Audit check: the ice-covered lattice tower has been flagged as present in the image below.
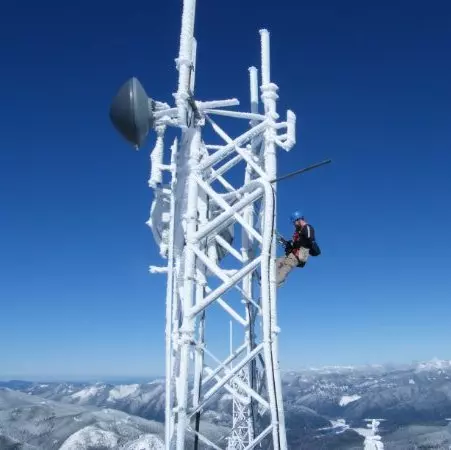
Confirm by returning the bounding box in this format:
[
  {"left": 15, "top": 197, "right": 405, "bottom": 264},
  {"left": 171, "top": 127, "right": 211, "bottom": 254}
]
[{"left": 109, "top": 1, "right": 296, "bottom": 448}]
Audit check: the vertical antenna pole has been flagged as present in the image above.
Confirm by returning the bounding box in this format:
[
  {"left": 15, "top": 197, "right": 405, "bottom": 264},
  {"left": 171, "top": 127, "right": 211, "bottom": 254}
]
[
  {"left": 164, "top": 138, "right": 178, "bottom": 448},
  {"left": 260, "top": 30, "right": 271, "bottom": 87},
  {"left": 259, "top": 28, "right": 288, "bottom": 450},
  {"left": 174, "top": 2, "right": 199, "bottom": 449},
  {"left": 176, "top": 129, "right": 201, "bottom": 450},
  {"left": 247, "top": 65, "right": 259, "bottom": 444},
  {"left": 176, "top": 0, "right": 196, "bottom": 126},
  {"left": 193, "top": 187, "right": 208, "bottom": 450}
]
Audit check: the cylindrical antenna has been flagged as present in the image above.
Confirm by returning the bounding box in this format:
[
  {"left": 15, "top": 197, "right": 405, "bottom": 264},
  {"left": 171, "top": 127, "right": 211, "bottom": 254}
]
[
  {"left": 259, "top": 29, "right": 271, "bottom": 85},
  {"left": 249, "top": 66, "right": 259, "bottom": 115},
  {"left": 190, "top": 37, "right": 197, "bottom": 93}
]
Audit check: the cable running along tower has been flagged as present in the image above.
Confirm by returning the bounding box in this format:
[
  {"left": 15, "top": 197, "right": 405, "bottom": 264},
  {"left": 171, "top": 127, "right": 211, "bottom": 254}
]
[{"left": 109, "top": 1, "right": 297, "bottom": 448}]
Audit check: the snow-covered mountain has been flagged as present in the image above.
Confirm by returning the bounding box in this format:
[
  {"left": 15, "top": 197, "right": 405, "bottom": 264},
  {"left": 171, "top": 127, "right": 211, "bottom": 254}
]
[
  {"left": 0, "top": 387, "right": 233, "bottom": 449},
  {"left": 9, "top": 379, "right": 167, "bottom": 423},
  {"left": 282, "top": 358, "right": 451, "bottom": 428},
  {"left": 0, "top": 380, "right": 363, "bottom": 449},
  {"left": 0, "top": 387, "right": 165, "bottom": 449},
  {"left": 2, "top": 359, "right": 451, "bottom": 449}
]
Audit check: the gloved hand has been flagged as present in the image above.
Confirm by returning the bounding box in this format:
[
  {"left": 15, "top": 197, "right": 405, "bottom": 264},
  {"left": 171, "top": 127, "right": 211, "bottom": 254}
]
[{"left": 284, "top": 240, "right": 293, "bottom": 255}]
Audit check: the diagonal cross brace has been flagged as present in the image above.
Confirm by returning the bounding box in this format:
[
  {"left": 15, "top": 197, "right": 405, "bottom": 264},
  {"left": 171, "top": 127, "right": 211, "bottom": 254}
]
[
  {"left": 188, "top": 256, "right": 262, "bottom": 318},
  {"left": 201, "top": 346, "right": 270, "bottom": 411},
  {"left": 189, "top": 343, "right": 264, "bottom": 418}
]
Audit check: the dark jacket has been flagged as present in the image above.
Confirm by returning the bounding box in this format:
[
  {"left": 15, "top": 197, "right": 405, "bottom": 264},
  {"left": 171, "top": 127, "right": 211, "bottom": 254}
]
[{"left": 292, "top": 223, "right": 315, "bottom": 251}]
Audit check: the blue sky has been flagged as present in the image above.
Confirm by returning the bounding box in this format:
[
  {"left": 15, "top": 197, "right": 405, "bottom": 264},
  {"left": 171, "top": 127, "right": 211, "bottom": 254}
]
[{"left": 1, "top": 0, "right": 450, "bottom": 379}]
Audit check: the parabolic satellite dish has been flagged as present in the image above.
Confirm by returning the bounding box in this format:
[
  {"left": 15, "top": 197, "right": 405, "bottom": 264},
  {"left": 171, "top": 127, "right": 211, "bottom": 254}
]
[{"left": 109, "top": 77, "right": 153, "bottom": 148}]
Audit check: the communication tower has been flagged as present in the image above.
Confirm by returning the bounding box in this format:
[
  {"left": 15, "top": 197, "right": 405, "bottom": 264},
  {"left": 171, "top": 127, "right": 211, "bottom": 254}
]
[{"left": 109, "top": 1, "right": 297, "bottom": 448}]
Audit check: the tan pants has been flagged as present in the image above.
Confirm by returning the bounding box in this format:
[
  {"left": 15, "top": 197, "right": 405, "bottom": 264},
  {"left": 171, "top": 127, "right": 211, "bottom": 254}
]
[{"left": 276, "top": 248, "right": 309, "bottom": 287}]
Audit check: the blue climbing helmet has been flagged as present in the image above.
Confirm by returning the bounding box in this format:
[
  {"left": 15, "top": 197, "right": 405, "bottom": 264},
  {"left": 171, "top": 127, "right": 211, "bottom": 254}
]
[{"left": 290, "top": 211, "right": 304, "bottom": 223}]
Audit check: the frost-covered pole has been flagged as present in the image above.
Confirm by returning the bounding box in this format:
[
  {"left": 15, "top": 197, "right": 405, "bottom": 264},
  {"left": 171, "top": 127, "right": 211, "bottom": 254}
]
[
  {"left": 364, "top": 419, "right": 384, "bottom": 450},
  {"left": 173, "top": 1, "right": 199, "bottom": 449},
  {"left": 164, "top": 138, "right": 178, "bottom": 448},
  {"left": 192, "top": 186, "right": 207, "bottom": 450},
  {"left": 175, "top": 0, "right": 196, "bottom": 128},
  {"left": 259, "top": 28, "right": 287, "bottom": 450},
  {"left": 245, "top": 65, "right": 259, "bottom": 443}
]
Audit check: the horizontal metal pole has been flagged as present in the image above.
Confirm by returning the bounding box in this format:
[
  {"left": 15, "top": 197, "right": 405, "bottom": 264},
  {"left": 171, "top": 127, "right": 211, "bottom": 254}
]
[
  {"left": 149, "top": 266, "right": 168, "bottom": 274},
  {"left": 153, "top": 107, "right": 178, "bottom": 119},
  {"left": 197, "top": 98, "right": 240, "bottom": 109},
  {"left": 203, "top": 109, "right": 266, "bottom": 121},
  {"left": 270, "top": 159, "right": 332, "bottom": 184}
]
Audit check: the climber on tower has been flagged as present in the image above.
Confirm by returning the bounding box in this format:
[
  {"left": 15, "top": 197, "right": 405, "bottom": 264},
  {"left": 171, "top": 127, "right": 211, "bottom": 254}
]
[{"left": 276, "top": 211, "right": 320, "bottom": 287}]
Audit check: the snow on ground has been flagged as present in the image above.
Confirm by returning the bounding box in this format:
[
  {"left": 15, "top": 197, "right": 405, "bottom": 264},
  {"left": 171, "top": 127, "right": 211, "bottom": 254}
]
[
  {"left": 409, "top": 379, "right": 415, "bottom": 384},
  {"left": 339, "top": 394, "right": 361, "bottom": 406},
  {"left": 108, "top": 384, "right": 139, "bottom": 401},
  {"left": 330, "top": 418, "right": 350, "bottom": 430},
  {"left": 124, "top": 434, "right": 165, "bottom": 450},
  {"left": 60, "top": 425, "right": 118, "bottom": 449},
  {"left": 318, "top": 418, "right": 350, "bottom": 435},
  {"left": 71, "top": 386, "right": 103, "bottom": 401},
  {"left": 327, "top": 418, "right": 350, "bottom": 434}
]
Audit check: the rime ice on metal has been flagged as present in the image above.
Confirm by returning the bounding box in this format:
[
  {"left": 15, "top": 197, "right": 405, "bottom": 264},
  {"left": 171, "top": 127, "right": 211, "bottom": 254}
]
[
  {"left": 363, "top": 419, "right": 385, "bottom": 450},
  {"left": 110, "top": 0, "right": 297, "bottom": 448}
]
